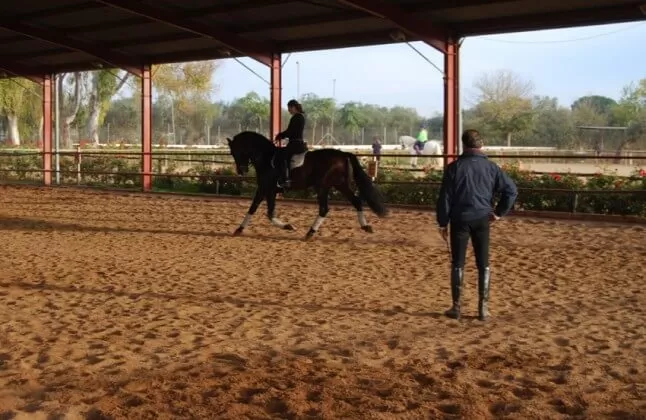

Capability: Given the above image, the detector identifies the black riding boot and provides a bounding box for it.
[283,162,291,188]
[444,267,463,320]
[478,267,491,321]
[276,159,289,189]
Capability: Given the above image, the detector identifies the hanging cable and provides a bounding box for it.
[233,57,269,85]
[282,53,292,67]
[7,77,42,98]
[405,41,443,75]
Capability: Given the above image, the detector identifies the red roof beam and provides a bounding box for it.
[0,20,143,76]
[334,0,448,53]
[94,0,276,66]
[0,61,45,84]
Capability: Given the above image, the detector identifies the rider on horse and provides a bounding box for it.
[414,126,428,155]
[274,99,307,189]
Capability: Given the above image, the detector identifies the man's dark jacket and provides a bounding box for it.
[436,149,518,227]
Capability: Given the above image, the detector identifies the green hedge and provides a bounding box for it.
[0,152,644,217]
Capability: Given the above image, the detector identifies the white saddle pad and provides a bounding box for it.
[290,152,307,170]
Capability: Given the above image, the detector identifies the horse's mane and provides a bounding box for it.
[232,131,275,153]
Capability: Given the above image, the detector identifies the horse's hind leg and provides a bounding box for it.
[336,184,373,233]
[305,188,329,240]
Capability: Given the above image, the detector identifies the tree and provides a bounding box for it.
[611,78,646,153]
[0,78,40,146]
[571,100,607,127]
[85,70,131,144]
[152,61,219,143]
[529,96,574,148]
[226,92,269,132]
[472,70,535,146]
[570,99,610,151]
[387,106,421,134]
[424,113,443,138]
[103,97,139,142]
[571,95,617,116]
[338,102,367,141]
[60,72,84,148]
[300,93,335,142]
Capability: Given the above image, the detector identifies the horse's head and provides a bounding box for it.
[226,136,251,175]
[398,135,414,150]
[226,131,274,176]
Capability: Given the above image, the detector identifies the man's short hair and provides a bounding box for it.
[461,129,483,149]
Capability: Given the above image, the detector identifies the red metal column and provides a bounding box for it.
[270,53,282,142]
[42,74,53,185]
[141,65,152,191]
[443,39,460,166]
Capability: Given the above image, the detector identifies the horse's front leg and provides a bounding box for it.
[266,188,295,231]
[233,188,264,236]
[305,188,329,240]
[410,151,418,168]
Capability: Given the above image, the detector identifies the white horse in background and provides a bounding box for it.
[399,135,444,168]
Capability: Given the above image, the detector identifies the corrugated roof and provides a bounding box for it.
[0,0,644,77]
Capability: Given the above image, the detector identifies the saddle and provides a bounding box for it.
[272,141,308,171]
[289,152,307,170]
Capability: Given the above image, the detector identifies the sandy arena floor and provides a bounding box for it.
[0,185,644,420]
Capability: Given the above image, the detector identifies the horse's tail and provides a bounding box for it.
[346,153,388,217]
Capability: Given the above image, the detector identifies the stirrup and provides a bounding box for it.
[277,179,291,189]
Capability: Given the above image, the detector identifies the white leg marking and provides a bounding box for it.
[311,216,326,231]
[241,213,252,228]
[271,217,287,228]
[357,211,368,227]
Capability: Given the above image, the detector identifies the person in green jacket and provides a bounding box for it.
[414,126,428,154]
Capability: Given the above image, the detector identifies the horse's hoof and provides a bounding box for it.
[304,229,316,240]
[361,225,374,234]
[232,227,244,236]
[283,224,296,231]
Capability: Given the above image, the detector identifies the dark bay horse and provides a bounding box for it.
[226,131,388,239]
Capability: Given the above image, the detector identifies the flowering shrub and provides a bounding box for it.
[500,162,646,216]
[0,153,644,217]
[499,162,583,212]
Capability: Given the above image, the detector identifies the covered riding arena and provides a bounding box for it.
[1,1,646,419]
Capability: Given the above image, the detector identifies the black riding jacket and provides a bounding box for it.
[436,149,518,227]
[277,113,305,141]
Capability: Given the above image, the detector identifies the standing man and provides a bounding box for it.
[372,136,382,161]
[436,129,518,321]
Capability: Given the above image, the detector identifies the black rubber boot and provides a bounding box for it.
[478,267,490,321]
[444,267,463,320]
